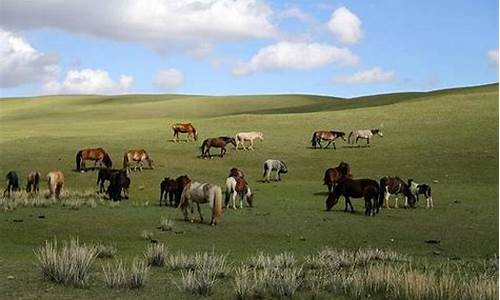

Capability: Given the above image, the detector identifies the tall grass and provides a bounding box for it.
[34,239,97,288]
[102,258,149,289]
[144,243,168,267]
[1,189,103,211]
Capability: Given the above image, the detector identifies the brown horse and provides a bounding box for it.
[76,148,112,171]
[26,171,41,194]
[47,171,64,200]
[229,167,245,178]
[200,137,237,159]
[160,177,177,206]
[225,175,253,209]
[172,123,198,142]
[326,178,380,216]
[311,130,346,149]
[123,149,154,171]
[323,162,352,192]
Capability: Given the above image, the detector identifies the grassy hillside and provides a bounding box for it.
[0,83,498,299]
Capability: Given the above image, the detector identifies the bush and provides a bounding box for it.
[34,238,97,288]
[144,243,168,267]
[129,258,149,289]
[95,243,117,258]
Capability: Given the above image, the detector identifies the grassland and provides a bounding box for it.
[0,83,498,299]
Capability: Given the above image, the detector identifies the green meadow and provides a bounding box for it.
[0,83,498,299]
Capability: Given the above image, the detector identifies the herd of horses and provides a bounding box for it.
[2,122,433,225]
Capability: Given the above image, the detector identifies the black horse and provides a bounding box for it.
[3,171,20,197]
[326,178,380,216]
[97,168,127,193]
[160,177,177,206]
[107,170,130,201]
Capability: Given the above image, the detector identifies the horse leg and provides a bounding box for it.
[367,138,370,147]
[404,196,408,208]
[325,141,331,149]
[196,202,204,223]
[344,196,349,212]
[384,191,391,209]
[221,147,225,158]
[429,197,433,208]
[249,139,254,151]
[394,197,399,209]
[349,197,355,213]
[232,191,237,209]
[276,171,281,181]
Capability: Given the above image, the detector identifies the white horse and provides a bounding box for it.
[235,132,264,150]
[179,182,223,226]
[262,159,288,182]
[348,129,383,146]
[225,176,253,209]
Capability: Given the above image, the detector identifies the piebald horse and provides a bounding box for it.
[123,149,154,171]
[47,171,64,200]
[379,176,416,209]
[76,148,112,172]
[235,132,264,150]
[311,131,346,149]
[179,182,223,226]
[348,129,383,146]
[408,179,433,209]
[172,123,198,142]
[225,176,253,209]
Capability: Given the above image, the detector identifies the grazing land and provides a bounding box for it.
[0,83,498,299]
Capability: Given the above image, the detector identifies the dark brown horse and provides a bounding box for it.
[323,162,352,192]
[379,177,416,209]
[3,171,20,197]
[174,175,191,207]
[200,137,237,159]
[311,130,346,149]
[76,148,112,171]
[160,177,177,206]
[107,171,130,201]
[26,171,41,194]
[97,168,128,194]
[326,178,380,216]
[172,123,198,142]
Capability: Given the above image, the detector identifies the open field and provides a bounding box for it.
[0,83,498,299]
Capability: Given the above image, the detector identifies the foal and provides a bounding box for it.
[408,179,433,208]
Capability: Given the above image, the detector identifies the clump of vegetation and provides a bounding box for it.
[102,258,149,289]
[141,230,154,241]
[168,250,228,276]
[34,238,97,288]
[1,189,102,211]
[95,243,117,258]
[144,243,168,267]
[248,252,296,270]
[159,217,174,231]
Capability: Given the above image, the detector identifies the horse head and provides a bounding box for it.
[148,158,155,169]
[103,154,113,168]
[326,189,340,211]
[337,131,347,141]
[372,129,383,137]
[279,161,288,173]
[258,132,264,140]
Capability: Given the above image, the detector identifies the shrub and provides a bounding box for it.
[176,266,219,296]
[129,258,149,289]
[95,243,117,258]
[102,259,127,288]
[160,217,174,231]
[34,238,97,288]
[144,243,168,267]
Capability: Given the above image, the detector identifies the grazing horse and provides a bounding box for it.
[3,171,20,197]
[159,177,177,206]
[225,176,253,209]
[97,168,129,195]
[229,167,245,178]
[326,178,380,216]
[107,171,130,201]
[323,162,352,192]
[172,123,198,142]
[200,137,237,159]
[408,179,433,208]
[26,171,41,194]
[179,182,223,226]
[348,129,383,146]
[46,171,64,200]
[123,149,154,171]
[379,177,416,209]
[235,132,264,150]
[311,131,346,149]
[76,148,112,171]
[262,159,288,182]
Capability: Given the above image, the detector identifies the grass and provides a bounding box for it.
[0,83,498,298]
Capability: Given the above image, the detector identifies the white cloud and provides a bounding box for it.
[488,49,499,66]
[280,7,313,23]
[332,67,395,84]
[153,69,184,91]
[0,0,277,48]
[185,43,213,59]
[327,7,363,44]
[232,41,359,75]
[42,69,133,94]
[0,28,58,88]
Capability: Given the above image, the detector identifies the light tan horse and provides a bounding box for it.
[123,149,154,171]
[235,132,264,150]
[46,171,64,200]
[172,123,198,142]
[179,182,223,226]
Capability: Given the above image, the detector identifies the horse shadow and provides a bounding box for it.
[313,191,329,197]
[72,166,101,173]
[342,145,371,149]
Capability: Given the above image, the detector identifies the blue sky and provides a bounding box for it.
[0,0,498,98]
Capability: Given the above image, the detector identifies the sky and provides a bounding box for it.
[0,0,498,98]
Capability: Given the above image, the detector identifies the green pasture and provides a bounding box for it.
[0,83,498,299]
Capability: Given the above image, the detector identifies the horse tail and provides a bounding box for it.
[311,132,317,147]
[76,150,82,170]
[123,153,128,169]
[263,162,269,177]
[192,127,198,141]
[378,178,386,208]
[212,186,223,225]
[323,169,330,185]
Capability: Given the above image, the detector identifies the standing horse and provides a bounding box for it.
[348,129,383,146]
[123,149,154,171]
[76,148,112,171]
[26,171,41,194]
[323,162,352,192]
[235,132,264,150]
[311,131,346,149]
[47,171,64,200]
[379,177,416,209]
[200,137,236,159]
[326,178,380,216]
[262,159,288,182]
[160,177,177,206]
[172,123,198,142]
[3,171,20,197]
[225,176,253,209]
[179,182,223,226]
[107,171,130,201]
[408,179,433,208]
